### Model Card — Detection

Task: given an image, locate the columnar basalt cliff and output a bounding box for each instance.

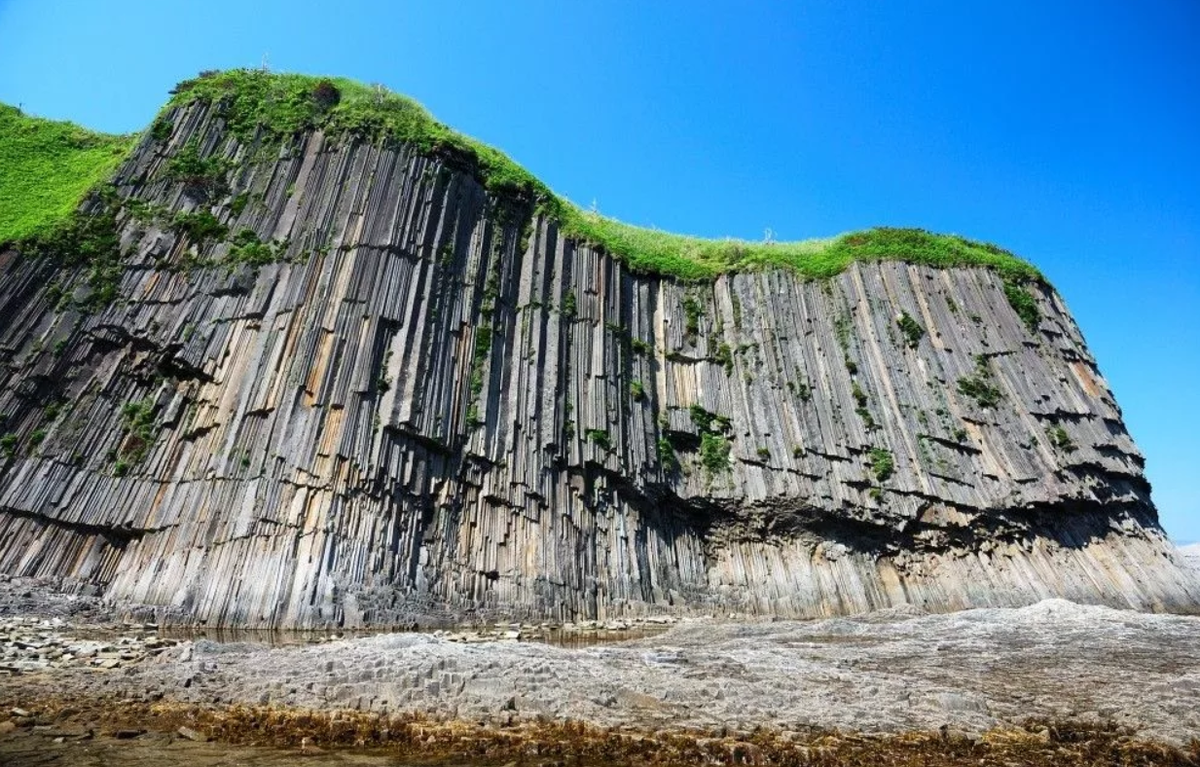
[1,73,1197,627]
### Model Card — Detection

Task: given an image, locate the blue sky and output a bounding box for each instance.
[2,1,1197,540]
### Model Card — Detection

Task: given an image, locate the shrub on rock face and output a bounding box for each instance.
[312,80,341,112]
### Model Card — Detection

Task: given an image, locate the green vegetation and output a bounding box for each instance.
[468,326,492,399]
[700,432,731,474]
[585,429,611,452]
[19,200,125,310]
[170,209,228,244]
[681,294,703,340]
[164,70,1047,285]
[714,343,733,375]
[756,446,771,460]
[229,191,250,216]
[117,398,157,467]
[561,289,577,320]
[629,380,645,402]
[1046,423,1077,453]
[787,377,812,401]
[869,447,895,482]
[957,355,1003,409]
[1004,281,1041,333]
[150,115,172,142]
[465,404,482,430]
[689,404,731,434]
[3,68,1047,312]
[851,381,868,408]
[225,228,282,267]
[0,433,17,457]
[164,139,231,198]
[0,104,135,245]
[687,404,733,474]
[657,436,679,472]
[896,310,925,349]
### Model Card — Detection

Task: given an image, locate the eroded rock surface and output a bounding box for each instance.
[3,599,1199,746]
[0,101,1196,627]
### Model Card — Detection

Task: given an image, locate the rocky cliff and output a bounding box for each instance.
[1,72,1196,627]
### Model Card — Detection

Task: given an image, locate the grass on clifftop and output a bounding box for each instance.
[165,69,1042,283]
[0,104,135,245]
[3,69,1043,285]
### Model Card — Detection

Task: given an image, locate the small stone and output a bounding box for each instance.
[10,708,30,718]
[177,726,207,742]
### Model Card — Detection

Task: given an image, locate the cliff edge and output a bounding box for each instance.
[1,71,1196,627]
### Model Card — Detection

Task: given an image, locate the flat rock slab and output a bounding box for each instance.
[6,599,1198,746]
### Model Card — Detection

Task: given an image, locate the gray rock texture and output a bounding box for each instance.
[6,599,1200,745]
[0,101,1197,627]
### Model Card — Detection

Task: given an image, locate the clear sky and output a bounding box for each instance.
[2,1,1197,540]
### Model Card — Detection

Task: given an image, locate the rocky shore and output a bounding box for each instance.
[3,576,1200,765]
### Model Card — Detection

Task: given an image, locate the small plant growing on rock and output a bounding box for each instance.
[657,436,679,472]
[116,398,157,466]
[586,429,611,452]
[896,311,925,349]
[714,343,733,375]
[869,447,894,482]
[165,140,230,199]
[957,355,1002,409]
[1046,424,1076,453]
[170,210,228,245]
[629,380,645,402]
[1004,281,1040,333]
[681,294,703,342]
[700,432,731,474]
[629,337,653,356]
[150,116,172,142]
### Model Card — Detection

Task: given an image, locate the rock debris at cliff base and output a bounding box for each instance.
[0,93,1197,627]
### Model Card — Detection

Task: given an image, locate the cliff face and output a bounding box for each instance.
[1,96,1196,627]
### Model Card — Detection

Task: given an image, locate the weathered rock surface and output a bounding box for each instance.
[4,599,1200,745]
[0,100,1197,627]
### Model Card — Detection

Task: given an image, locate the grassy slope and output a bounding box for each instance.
[0,104,135,245]
[3,69,1043,284]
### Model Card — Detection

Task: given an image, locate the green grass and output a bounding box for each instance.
[164,70,1046,285]
[2,69,1047,289]
[0,104,135,245]
[869,447,895,482]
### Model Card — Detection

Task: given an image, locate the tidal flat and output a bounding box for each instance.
[2,576,1199,765]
